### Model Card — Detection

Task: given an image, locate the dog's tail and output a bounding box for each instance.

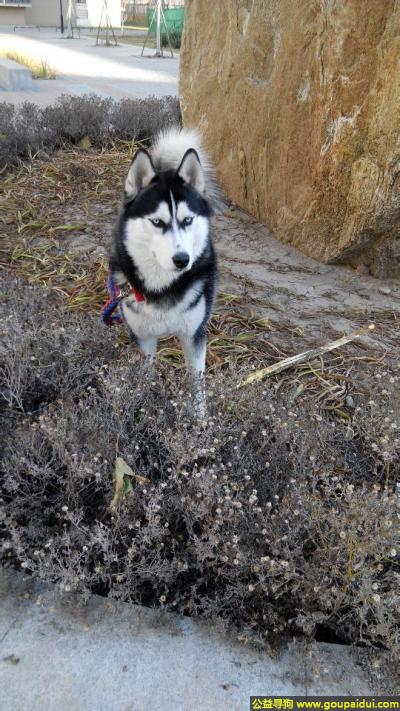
[151,126,224,213]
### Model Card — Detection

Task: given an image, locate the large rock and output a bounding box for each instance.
[180,0,400,277]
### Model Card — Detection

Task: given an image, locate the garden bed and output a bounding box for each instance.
[0,104,399,663]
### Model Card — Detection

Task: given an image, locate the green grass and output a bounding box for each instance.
[2,51,57,79]
[123,21,148,29]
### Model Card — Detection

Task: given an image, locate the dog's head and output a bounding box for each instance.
[121,148,211,286]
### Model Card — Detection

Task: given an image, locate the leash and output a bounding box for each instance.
[101,271,145,326]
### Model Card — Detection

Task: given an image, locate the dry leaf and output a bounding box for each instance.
[78,136,92,150]
[109,457,149,512]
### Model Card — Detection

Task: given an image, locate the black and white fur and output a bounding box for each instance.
[109,127,220,381]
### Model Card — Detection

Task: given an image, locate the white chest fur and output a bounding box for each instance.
[121,282,206,340]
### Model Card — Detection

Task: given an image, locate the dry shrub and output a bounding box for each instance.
[0,94,181,168]
[0,279,399,657]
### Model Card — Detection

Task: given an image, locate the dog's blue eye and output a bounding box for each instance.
[150,218,163,227]
[183,216,193,226]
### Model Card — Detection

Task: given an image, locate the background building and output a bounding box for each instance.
[0,0,37,27]
[0,0,122,29]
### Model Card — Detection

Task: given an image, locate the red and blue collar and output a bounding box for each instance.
[101,272,145,326]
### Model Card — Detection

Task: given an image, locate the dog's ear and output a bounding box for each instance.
[125,149,156,198]
[177,148,205,194]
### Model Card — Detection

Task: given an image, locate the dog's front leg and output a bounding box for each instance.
[137,336,158,365]
[180,333,206,375]
[179,333,207,419]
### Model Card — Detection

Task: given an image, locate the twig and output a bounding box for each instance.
[239,325,375,387]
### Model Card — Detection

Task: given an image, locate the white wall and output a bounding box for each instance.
[87,0,121,28]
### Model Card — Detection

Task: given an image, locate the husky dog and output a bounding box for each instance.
[108,127,220,384]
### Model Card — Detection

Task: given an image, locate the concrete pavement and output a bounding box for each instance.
[0,28,178,105]
[0,569,378,711]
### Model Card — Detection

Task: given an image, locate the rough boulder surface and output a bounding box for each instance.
[180,0,400,277]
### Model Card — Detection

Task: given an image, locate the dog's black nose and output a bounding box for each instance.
[172,252,190,270]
